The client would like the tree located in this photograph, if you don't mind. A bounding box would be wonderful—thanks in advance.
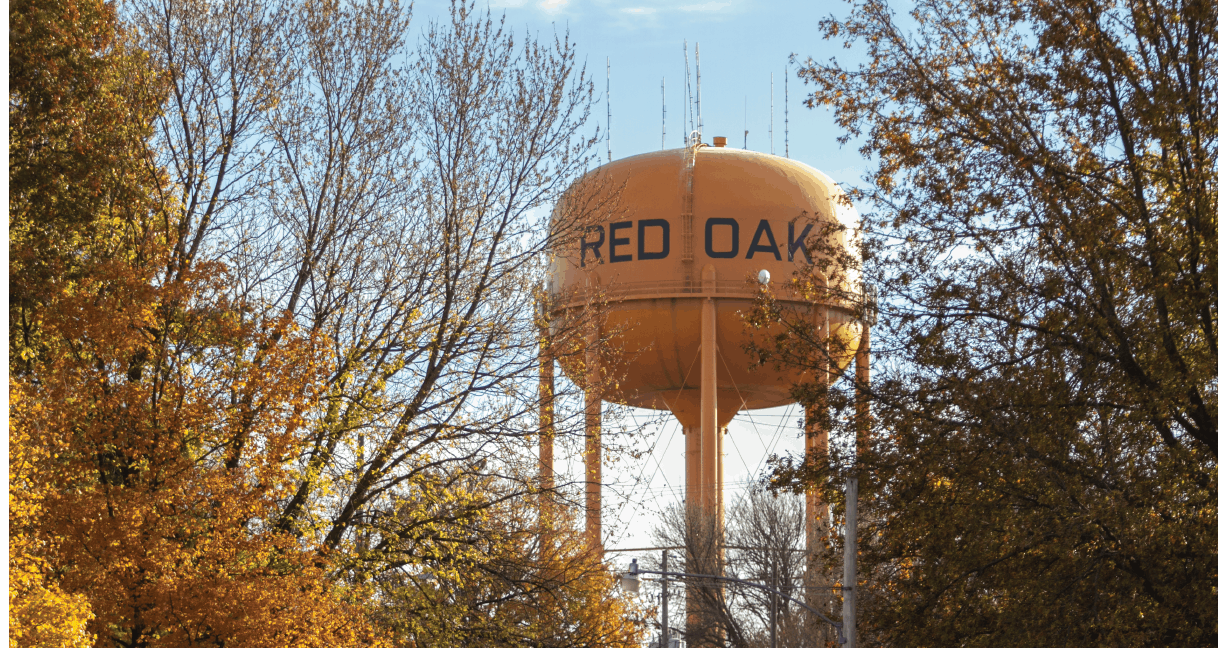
[375,493,646,648]
[749,0,1218,645]
[13,0,638,641]
[125,0,612,603]
[10,0,384,643]
[10,390,94,648]
[9,0,164,372]
[9,246,385,647]
[120,0,634,639]
[649,487,832,648]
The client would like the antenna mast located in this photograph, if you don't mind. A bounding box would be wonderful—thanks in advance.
[695,43,702,137]
[684,41,693,145]
[607,57,612,161]
[662,77,667,149]
[784,66,789,158]
[770,73,774,155]
[744,96,748,149]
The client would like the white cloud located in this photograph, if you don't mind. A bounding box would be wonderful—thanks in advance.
[679,1,729,10]
[621,6,657,14]
[538,0,570,12]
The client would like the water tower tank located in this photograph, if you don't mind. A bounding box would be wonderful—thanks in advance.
[550,144,861,414]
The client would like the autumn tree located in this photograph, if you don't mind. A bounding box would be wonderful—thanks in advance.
[375,491,646,648]
[9,248,389,647]
[10,0,386,644]
[9,0,163,372]
[748,0,1218,645]
[10,0,160,637]
[121,0,632,639]
[13,0,638,641]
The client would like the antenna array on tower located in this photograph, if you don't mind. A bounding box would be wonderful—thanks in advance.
[695,44,703,137]
[662,77,666,150]
[684,41,692,145]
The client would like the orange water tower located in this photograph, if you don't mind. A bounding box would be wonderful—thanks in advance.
[538,139,869,562]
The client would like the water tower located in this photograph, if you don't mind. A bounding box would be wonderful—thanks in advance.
[537,139,869,573]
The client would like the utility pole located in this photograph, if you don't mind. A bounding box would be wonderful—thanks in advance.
[661,550,670,648]
[844,476,858,646]
[769,551,778,648]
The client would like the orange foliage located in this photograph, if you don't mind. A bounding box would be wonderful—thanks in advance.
[11,0,383,641]
[10,240,386,646]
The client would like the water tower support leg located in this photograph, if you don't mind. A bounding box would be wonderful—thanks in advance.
[717,423,726,547]
[700,291,722,648]
[805,382,830,638]
[540,340,555,491]
[540,340,555,535]
[684,420,702,643]
[585,320,602,557]
[685,425,701,517]
[856,322,871,453]
[684,423,699,644]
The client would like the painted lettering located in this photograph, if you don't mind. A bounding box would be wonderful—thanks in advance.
[705,217,739,259]
[746,219,781,260]
[638,219,670,260]
[788,221,814,262]
[609,221,633,263]
[581,225,605,267]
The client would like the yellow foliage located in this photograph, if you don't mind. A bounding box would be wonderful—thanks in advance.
[11,389,95,648]
[8,246,387,647]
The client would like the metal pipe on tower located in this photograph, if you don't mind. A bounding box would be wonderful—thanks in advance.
[700,264,719,523]
[585,311,602,555]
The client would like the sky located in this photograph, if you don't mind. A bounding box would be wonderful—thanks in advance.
[413,0,871,186]
[414,0,873,560]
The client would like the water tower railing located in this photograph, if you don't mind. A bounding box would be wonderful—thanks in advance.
[547,279,852,309]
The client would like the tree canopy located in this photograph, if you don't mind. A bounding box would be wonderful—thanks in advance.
[748,0,1218,645]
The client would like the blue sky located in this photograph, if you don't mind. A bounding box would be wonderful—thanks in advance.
[415,0,870,188]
